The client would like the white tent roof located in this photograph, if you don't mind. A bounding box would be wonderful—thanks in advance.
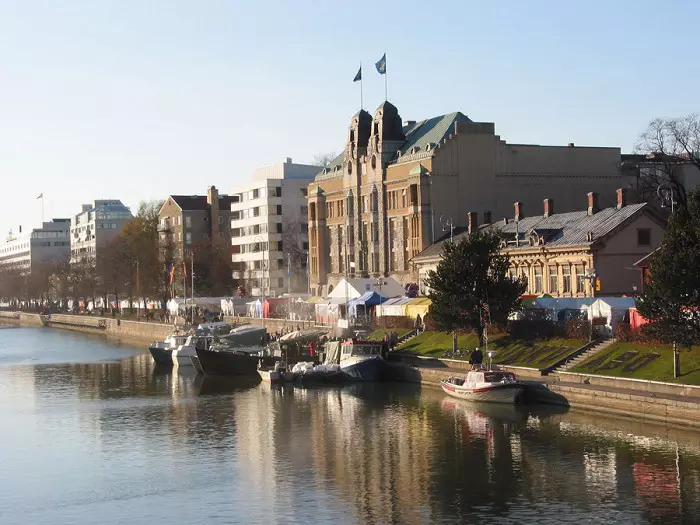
[590,297,636,310]
[533,298,595,310]
[326,277,405,300]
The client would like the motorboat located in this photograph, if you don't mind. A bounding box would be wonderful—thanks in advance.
[149,332,190,365]
[196,345,277,376]
[336,340,385,381]
[257,361,295,384]
[217,325,267,348]
[440,368,524,404]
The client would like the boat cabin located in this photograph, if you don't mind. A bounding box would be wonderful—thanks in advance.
[340,340,382,358]
[461,370,517,385]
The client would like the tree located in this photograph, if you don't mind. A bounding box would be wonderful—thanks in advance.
[626,114,700,208]
[190,238,233,297]
[425,231,527,352]
[637,187,700,377]
[312,152,338,167]
[282,219,309,293]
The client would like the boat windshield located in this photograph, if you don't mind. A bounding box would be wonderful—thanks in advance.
[342,343,380,357]
[483,372,516,382]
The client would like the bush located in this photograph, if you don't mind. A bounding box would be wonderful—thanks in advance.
[565,319,591,340]
[507,319,590,340]
[615,322,664,344]
[374,316,415,330]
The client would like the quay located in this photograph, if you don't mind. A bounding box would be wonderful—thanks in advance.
[2,310,700,429]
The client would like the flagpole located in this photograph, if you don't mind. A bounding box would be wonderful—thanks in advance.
[384,52,388,101]
[360,62,363,110]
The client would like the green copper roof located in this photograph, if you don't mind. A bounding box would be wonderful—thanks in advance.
[399,112,472,158]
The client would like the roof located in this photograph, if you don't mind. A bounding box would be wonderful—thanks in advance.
[399,112,472,159]
[313,109,473,181]
[413,203,652,262]
[169,195,237,211]
[326,277,405,299]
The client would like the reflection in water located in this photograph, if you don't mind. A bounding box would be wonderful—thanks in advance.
[0,328,698,524]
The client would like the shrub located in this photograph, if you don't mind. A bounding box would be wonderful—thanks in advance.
[565,319,591,340]
[374,316,415,330]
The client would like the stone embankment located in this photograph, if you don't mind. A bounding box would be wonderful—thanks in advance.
[385,356,700,429]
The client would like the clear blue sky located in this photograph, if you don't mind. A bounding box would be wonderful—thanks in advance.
[1,0,698,238]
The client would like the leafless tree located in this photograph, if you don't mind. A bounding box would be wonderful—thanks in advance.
[625,114,700,208]
[312,152,338,168]
[282,220,309,293]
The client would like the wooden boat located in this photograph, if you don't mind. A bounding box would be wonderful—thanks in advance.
[440,368,524,404]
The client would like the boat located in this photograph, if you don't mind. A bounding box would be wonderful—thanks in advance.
[217,325,267,348]
[336,340,386,381]
[149,332,190,365]
[196,346,278,376]
[257,361,295,383]
[440,368,524,404]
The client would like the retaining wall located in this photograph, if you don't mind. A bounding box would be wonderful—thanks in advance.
[556,371,700,399]
[0,311,44,327]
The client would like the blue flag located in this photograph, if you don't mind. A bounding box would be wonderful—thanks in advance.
[375,53,386,75]
[353,66,361,82]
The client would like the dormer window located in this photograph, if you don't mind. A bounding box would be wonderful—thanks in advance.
[425,142,435,151]
[410,146,420,154]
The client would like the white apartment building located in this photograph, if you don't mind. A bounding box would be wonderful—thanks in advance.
[0,219,71,274]
[70,200,133,264]
[231,158,321,297]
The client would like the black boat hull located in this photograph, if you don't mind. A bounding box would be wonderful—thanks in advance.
[196,348,277,376]
[149,346,173,365]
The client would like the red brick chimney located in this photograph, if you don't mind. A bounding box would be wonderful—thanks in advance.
[587,192,599,216]
[514,202,523,221]
[543,198,553,218]
[616,188,627,210]
[467,212,479,234]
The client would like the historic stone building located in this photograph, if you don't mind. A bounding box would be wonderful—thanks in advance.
[412,189,667,298]
[306,101,635,296]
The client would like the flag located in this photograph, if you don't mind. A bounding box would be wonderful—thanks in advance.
[168,264,175,286]
[375,53,386,75]
[353,66,362,82]
[36,193,43,199]
[287,253,291,276]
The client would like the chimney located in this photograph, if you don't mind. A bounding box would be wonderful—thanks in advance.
[543,198,554,218]
[454,122,461,135]
[19,225,22,234]
[404,120,416,126]
[285,157,292,164]
[483,211,492,224]
[467,212,479,234]
[514,202,523,221]
[568,142,575,147]
[616,188,627,209]
[207,185,220,239]
[503,217,509,225]
[587,192,599,216]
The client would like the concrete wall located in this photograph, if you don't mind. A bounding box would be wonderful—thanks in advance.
[557,370,700,398]
[44,313,172,343]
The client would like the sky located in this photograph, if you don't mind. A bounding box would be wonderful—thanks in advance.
[1,0,698,239]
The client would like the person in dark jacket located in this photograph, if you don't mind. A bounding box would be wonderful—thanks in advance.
[469,347,484,369]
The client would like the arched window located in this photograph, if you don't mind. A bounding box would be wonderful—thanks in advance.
[371,155,377,169]
[348,162,353,175]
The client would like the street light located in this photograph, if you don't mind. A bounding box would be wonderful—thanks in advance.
[657,184,676,213]
[440,215,454,242]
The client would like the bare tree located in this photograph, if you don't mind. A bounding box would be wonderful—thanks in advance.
[626,114,700,208]
[312,152,338,168]
[282,220,308,293]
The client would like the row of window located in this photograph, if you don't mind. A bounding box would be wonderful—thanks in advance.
[232,205,283,220]
[510,263,588,294]
[233,186,283,202]
[232,223,283,237]
[232,241,284,254]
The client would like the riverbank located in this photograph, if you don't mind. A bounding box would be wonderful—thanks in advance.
[384,359,700,429]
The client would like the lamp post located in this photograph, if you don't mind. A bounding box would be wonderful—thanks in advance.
[584,269,597,342]
[657,184,676,213]
[440,215,454,243]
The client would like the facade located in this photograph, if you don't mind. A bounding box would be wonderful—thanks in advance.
[158,186,237,262]
[412,189,667,298]
[0,219,71,274]
[306,102,635,296]
[70,200,133,265]
[230,158,320,297]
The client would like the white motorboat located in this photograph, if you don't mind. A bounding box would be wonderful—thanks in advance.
[149,332,190,365]
[440,368,524,404]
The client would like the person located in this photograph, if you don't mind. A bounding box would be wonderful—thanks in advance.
[380,338,389,360]
[414,315,422,335]
[390,331,398,352]
[309,341,316,358]
[469,347,484,369]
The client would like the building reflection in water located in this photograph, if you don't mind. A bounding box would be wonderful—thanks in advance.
[4,347,700,524]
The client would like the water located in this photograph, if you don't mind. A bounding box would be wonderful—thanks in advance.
[0,327,699,524]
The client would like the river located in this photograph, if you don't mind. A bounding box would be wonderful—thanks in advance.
[0,326,698,524]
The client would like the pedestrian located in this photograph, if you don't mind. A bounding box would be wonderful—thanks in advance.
[469,347,484,369]
[309,341,316,358]
[381,337,389,359]
[390,331,398,351]
[414,315,422,335]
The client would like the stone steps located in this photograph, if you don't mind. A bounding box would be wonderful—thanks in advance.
[553,337,616,373]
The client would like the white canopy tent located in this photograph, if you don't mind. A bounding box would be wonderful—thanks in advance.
[327,277,405,301]
[588,297,636,333]
[376,296,412,317]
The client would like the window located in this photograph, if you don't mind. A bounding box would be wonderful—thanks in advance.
[185,232,192,244]
[534,265,543,293]
[549,265,558,293]
[301,223,308,234]
[219,215,224,224]
[576,265,585,293]
[277,259,284,270]
[637,228,651,247]
[303,241,309,250]
[276,205,282,216]
[185,215,191,228]
[277,277,284,288]
[178,232,182,241]
[562,265,571,293]
[273,187,282,197]
[276,222,283,233]
[301,205,308,217]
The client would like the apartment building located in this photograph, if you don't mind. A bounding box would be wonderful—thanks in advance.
[231,158,320,297]
[70,200,133,264]
[307,101,636,296]
[158,186,238,261]
[0,219,71,274]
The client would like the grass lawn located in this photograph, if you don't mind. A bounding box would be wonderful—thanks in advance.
[570,342,700,385]
[397,330,584,369]
[367,328,413,341]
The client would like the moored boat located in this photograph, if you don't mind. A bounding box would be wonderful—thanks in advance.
[149,333,190,365]
[196,346,278,376]
[440,368,524,404]
[338,340,385,381]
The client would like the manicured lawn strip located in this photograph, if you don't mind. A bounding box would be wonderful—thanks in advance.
[397,331,584,368]
[570,342,700,385]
